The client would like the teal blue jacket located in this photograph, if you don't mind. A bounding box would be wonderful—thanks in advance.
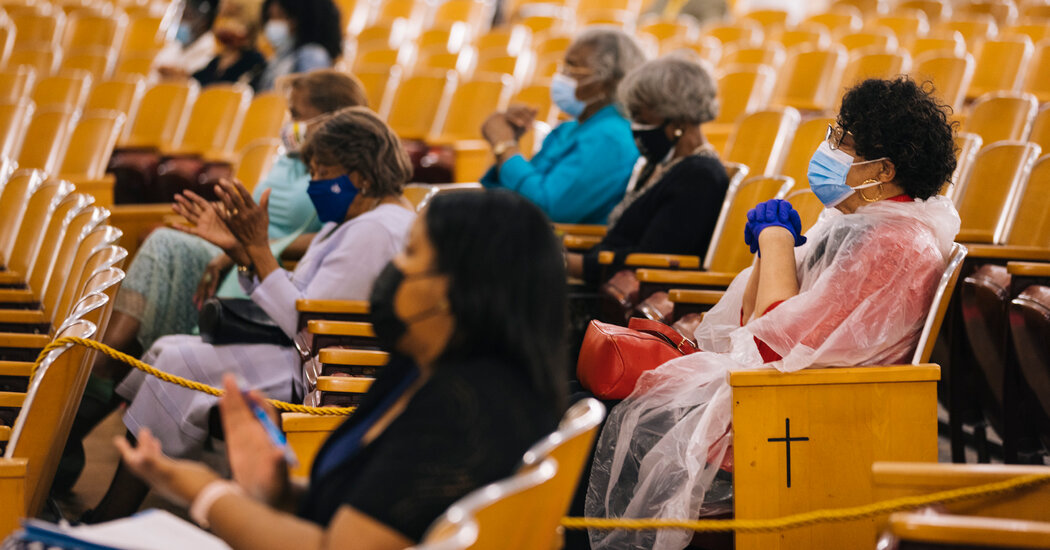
[481,104,639,224]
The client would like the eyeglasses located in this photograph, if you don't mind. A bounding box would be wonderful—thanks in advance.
[825,124,851,150]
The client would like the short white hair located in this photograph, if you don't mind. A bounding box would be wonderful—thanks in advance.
[571,26,647,90]
[618,55,719,124]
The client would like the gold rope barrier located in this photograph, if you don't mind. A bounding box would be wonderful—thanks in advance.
[34,337,354,416]
[560,471,1050,531]
[32,337,1050,533]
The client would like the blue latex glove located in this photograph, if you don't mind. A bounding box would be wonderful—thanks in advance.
[744,199,807,255]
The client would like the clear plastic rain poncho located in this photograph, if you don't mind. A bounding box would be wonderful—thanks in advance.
[586,195,961,550]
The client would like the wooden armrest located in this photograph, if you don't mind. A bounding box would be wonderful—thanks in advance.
[316,376,374,394]
[0,272,23,285]
[0,290,34,303]
[0,334,50,349]
[957,229,993,243]
[309,321,376,339]
[296,299,370,315]
[668,289,724,305]
[625,254,701,269]
[110,204,175,218]
[553,223,607,237]
[636,269,738,287]
[1007,261,1050,277]
[0,456,27,536]
[965,244,1050,261]
[0,392,25,408]
[564,234,602,251]
[597,251,614,265]
[281,412,345,432]
[0,426,9,442]
[317,348,388,366]
[728,364,940,387]
[0,310,46,325]
[0,361,32,377]
[888,513,1050,546]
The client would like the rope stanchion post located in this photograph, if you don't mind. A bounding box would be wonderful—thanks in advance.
[32,336,355,416]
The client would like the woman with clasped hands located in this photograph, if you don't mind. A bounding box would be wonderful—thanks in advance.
[586,77,963,550]
[115,191,568,549]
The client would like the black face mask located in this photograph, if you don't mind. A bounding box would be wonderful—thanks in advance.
[368,262,446,353]
[632,121,678,164]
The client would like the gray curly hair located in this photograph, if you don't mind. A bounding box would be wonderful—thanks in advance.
[571,26,647,93]
[618,55,720,125]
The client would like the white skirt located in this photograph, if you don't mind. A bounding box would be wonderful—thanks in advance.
[116,334,301,458]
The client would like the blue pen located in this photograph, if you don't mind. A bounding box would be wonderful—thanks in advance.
[235,376,299,467]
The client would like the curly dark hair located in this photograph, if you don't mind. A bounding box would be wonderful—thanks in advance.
[262,0,343,60]
[838,77,957,200]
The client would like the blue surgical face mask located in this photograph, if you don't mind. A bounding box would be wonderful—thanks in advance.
[550,73,588,119]
[307,174,358,223]
[807,141,886,207]
[175,22,193,45]
[264,20,294,53]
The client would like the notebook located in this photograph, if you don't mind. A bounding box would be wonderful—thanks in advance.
[19,509,231,550]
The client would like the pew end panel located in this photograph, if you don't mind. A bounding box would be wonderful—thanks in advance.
[282,413,346,480]
[732,364,940,550]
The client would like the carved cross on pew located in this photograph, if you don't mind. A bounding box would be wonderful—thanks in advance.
[766,418,809,488]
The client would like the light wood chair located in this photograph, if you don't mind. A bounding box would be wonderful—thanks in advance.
[386,69,457,141]
[0,170,47,268]
[1024,38,1050,103]
[119,80,198,149]
[84,74,144,118]
[15,106,77,174]
[0,192,93,294]
[57,109,125,203]
[0,319,98,538]
[228,91,286,157]
[897,0,950,23]
[872,10,931,50]
[0,65,35,102]
[912,49,975,113]
[732,242,967,550]
[168,83,251,158]
[703,19,765,49]
[963,91,1039,146]
[1030,104,1050,155]
[0,179,73,286]
[947,131,983,199]
[770,43,847,112]
[0,98,33,160]
[724,107,799,177]
[425,74,513,182]
[954,141,1042,244]
[234,138,280,192]
[838,26,898,52]
[967,35,1034,100]
[705,63,776,155]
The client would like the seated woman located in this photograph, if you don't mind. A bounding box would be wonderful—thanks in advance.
[586,77,962,550]
[565,55,729,286]
[53,70,369,494]
[254,0,342,92]
[86,107,417,520]
[113,189,568,548]
[188,0,267,88]
[480,27,645,224]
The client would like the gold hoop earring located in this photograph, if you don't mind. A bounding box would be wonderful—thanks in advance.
[858,179,883,203]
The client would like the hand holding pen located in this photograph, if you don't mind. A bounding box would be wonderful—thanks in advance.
[219,374,297,504]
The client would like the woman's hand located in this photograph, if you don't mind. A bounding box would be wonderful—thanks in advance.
[173,190,251,265]
[745,199,807,256]
[215,179,271,252]
[115,428,220,507]
[504,105,538,139]
[481,113,517,145]
[194,253,235,309]
[219,374,289,504]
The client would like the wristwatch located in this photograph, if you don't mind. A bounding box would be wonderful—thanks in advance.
[237,264,254,277]
[492,140,518,156]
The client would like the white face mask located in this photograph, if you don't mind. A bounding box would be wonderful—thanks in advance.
[264,20,293,52]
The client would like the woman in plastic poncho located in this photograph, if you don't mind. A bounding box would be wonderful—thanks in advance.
[586,77,962,550]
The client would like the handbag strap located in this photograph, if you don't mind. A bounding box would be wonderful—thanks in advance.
[628,317,698,354]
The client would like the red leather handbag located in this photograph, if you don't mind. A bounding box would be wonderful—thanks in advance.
[577,317,699,400]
